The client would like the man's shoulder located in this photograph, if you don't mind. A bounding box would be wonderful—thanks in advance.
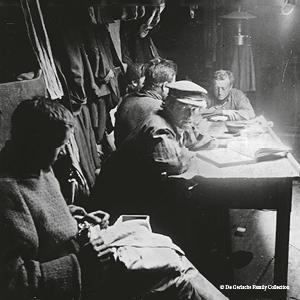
[143,111,175,134]
[124,92,161,104]
[119,93,162,112]
[0,174,21,202]
[123,91,156,101]
[0,175,16,186]
[144,111,166,124]
[231,88,247,99]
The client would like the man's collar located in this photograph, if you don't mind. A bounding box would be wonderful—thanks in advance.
[137,88,163,101]
[217,89,232,103]
[217,98,230,105]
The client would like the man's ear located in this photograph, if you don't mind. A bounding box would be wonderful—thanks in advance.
[162,82,168,89]
[162,81,171,94]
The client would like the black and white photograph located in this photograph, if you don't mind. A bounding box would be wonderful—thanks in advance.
[0,0,300,299]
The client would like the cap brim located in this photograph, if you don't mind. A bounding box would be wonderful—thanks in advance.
[177,98,207,107]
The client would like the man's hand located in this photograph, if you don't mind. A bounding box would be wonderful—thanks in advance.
[69,205,88,222]
[69,205,110,229]
[89,232,116,263]
[222,110,239,121]
[78,226,115,291]
[190,135,216,151]
[181,123,197,148]
[89,225,116,265]
[85,210,110,229]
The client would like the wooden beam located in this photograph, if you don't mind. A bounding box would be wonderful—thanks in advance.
[0,0,166,6]
[0,0,19,6]
[88,0,165,5]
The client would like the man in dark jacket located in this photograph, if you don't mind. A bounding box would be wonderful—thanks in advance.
[0,98,228,300]
[94,81,213,221]
[114,57,177,148]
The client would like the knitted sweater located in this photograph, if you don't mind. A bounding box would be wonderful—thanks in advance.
[0,147,81,300]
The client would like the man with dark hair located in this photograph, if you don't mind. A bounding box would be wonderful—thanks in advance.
[206,69,255,121]
[125,62,145,94]
[0,99,83,300]
[114,57,177,148]
[143,58,178,91]
[10,98,75,171]
[0,98,228,300]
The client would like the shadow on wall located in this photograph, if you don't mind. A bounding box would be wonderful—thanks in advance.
[0,70,47,150]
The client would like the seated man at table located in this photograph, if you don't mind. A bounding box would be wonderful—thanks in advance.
[114,57,177,148]
[205,70,255,121]
[0,98,228,300]
[93,80,214,220]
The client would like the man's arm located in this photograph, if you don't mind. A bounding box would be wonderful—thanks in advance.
[231,89,255,120]
[204,91,255,121]
[182,119,216,150]
[0,183,81,300]
[151,128,195,175]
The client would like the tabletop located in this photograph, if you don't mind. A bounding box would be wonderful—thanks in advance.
[175,117,300,180]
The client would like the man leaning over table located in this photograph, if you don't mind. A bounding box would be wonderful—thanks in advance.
[205,70,255,121]
[92,81,234,285]
[92,80,216,222]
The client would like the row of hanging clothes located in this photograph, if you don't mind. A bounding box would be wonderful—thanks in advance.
[19,0,166,205]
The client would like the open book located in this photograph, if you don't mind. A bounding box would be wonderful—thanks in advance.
[196,137,291,167]
[228,135,290,159]
[254,147,290,160]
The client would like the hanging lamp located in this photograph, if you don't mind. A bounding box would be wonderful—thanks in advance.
[220,5,256,46]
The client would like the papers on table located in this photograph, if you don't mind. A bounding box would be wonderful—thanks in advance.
[196,148,256,167]
[227,135,290,160]
[196,121,291,167]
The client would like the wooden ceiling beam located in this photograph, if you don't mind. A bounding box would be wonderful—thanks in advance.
[0,0,167,6]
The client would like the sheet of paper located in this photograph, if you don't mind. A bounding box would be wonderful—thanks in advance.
[196,148,256,167]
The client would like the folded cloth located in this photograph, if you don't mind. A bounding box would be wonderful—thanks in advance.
[88,220,228,300]
[91,220,183,252]
[90,220,185,272]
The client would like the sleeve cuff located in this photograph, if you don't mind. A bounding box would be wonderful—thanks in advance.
[40,254,81,300]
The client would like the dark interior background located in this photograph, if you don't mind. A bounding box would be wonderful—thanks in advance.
[152,0,300,157]
[0,0,300,155]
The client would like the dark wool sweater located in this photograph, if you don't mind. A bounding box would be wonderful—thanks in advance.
[0,147,81,300]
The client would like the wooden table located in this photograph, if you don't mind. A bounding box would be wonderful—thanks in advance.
[172,119,300,299]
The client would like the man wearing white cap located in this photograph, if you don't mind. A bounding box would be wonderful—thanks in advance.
[93,81,214,215]
[161,80,214,169]
[92,81,229,299]
[123,79,214,175]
